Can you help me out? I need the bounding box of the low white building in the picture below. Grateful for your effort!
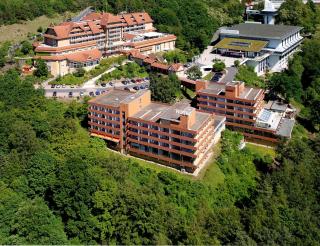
[213,22,303,75]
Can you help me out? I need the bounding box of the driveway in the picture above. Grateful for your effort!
[219,67,238,83]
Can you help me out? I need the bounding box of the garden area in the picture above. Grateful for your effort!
[99,62,148,82]
[49,55,128,85]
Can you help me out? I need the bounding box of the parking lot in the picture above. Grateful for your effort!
[45,77,150,98]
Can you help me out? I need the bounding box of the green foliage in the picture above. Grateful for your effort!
[186,65,202,80]
[89,55,126,77]
[277,0,320,34]
[149,73,180,103]
[53,74,86,85]
[163,49,187,64]
[0,42,10,67]
[235,65,265,88]
[212,61,226,72]
[100,62,147,82]
[73,67,86,77]
[20,40,33,55]
[37,26,43,33]
[33,59,48,78]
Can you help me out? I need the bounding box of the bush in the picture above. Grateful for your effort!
[34,59,48,78]
[213,62,226,72]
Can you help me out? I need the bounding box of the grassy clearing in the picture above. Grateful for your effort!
[245,142,276,158]
[0,13,76,44]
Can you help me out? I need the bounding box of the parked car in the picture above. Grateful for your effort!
[109,82,114,86]
[56,84,61,88]
[140,85,146,89]
[80,91,84,97]
[101,83,106,87]
[145,84,149,89]
[101,90,106,94]
[133,86,140,90]
[131,79,136,83]
[70,85,75,88]
[68,92,73,98]
[144,77,150,81]
[95,91,101,96]
[52,91,57,97]
[62,84,66,88]
[124,87,130,91]
[89,91,94,97]
[51,84,55,88]
[122,80,128,85]
[136,79,142,83]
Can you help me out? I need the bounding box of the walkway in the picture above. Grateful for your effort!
[82,67,116,88]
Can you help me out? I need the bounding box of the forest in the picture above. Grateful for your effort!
[0,69,319,244]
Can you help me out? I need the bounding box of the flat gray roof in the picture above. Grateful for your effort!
[227,23,303,40]
[89,89,147,107]
[131,100,211,131]
[200,82,263,101]
[276,118,295,138]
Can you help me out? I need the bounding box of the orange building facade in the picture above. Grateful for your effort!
[88,89,225,173]
[196,81,294,143]
[34,12,176,77]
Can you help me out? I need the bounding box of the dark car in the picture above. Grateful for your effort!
[109,82,114,86]
[53,91,57,97]
[131,79,136,83]
[133,86,140,90]
[51,84,55,88]
[140,85,145,89]
[101,83,106,87]
[124,87,130,91]
[89,91,94,97]
[122,80,128,85]
[68,92,73,98]
[95,91,101,96]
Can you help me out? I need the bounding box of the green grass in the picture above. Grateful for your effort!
[245,142,276,158]
[0,12,77,43]
[50,74,87,85]
[203,72,213,81]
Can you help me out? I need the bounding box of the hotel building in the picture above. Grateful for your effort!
[196,80,295,143]
[34,11,176,77]
[213,22,303,75]
[88,89,225,173]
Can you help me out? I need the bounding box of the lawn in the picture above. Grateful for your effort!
[0,12,77,43]
[50,74,87,85]
[245,142,276,158]
[100,62,148,82]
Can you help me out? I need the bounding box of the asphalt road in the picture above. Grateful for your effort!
[211,67,238,84]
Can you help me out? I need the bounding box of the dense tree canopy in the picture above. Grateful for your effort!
[0,68,319,244]
[149,73,180,103]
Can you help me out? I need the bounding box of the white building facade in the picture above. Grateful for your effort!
[215,23,303,75]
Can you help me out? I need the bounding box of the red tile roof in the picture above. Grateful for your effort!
[34,49,102,63]
[66,49,102,62]
[151,62,170,70]
[35,41,97,53]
